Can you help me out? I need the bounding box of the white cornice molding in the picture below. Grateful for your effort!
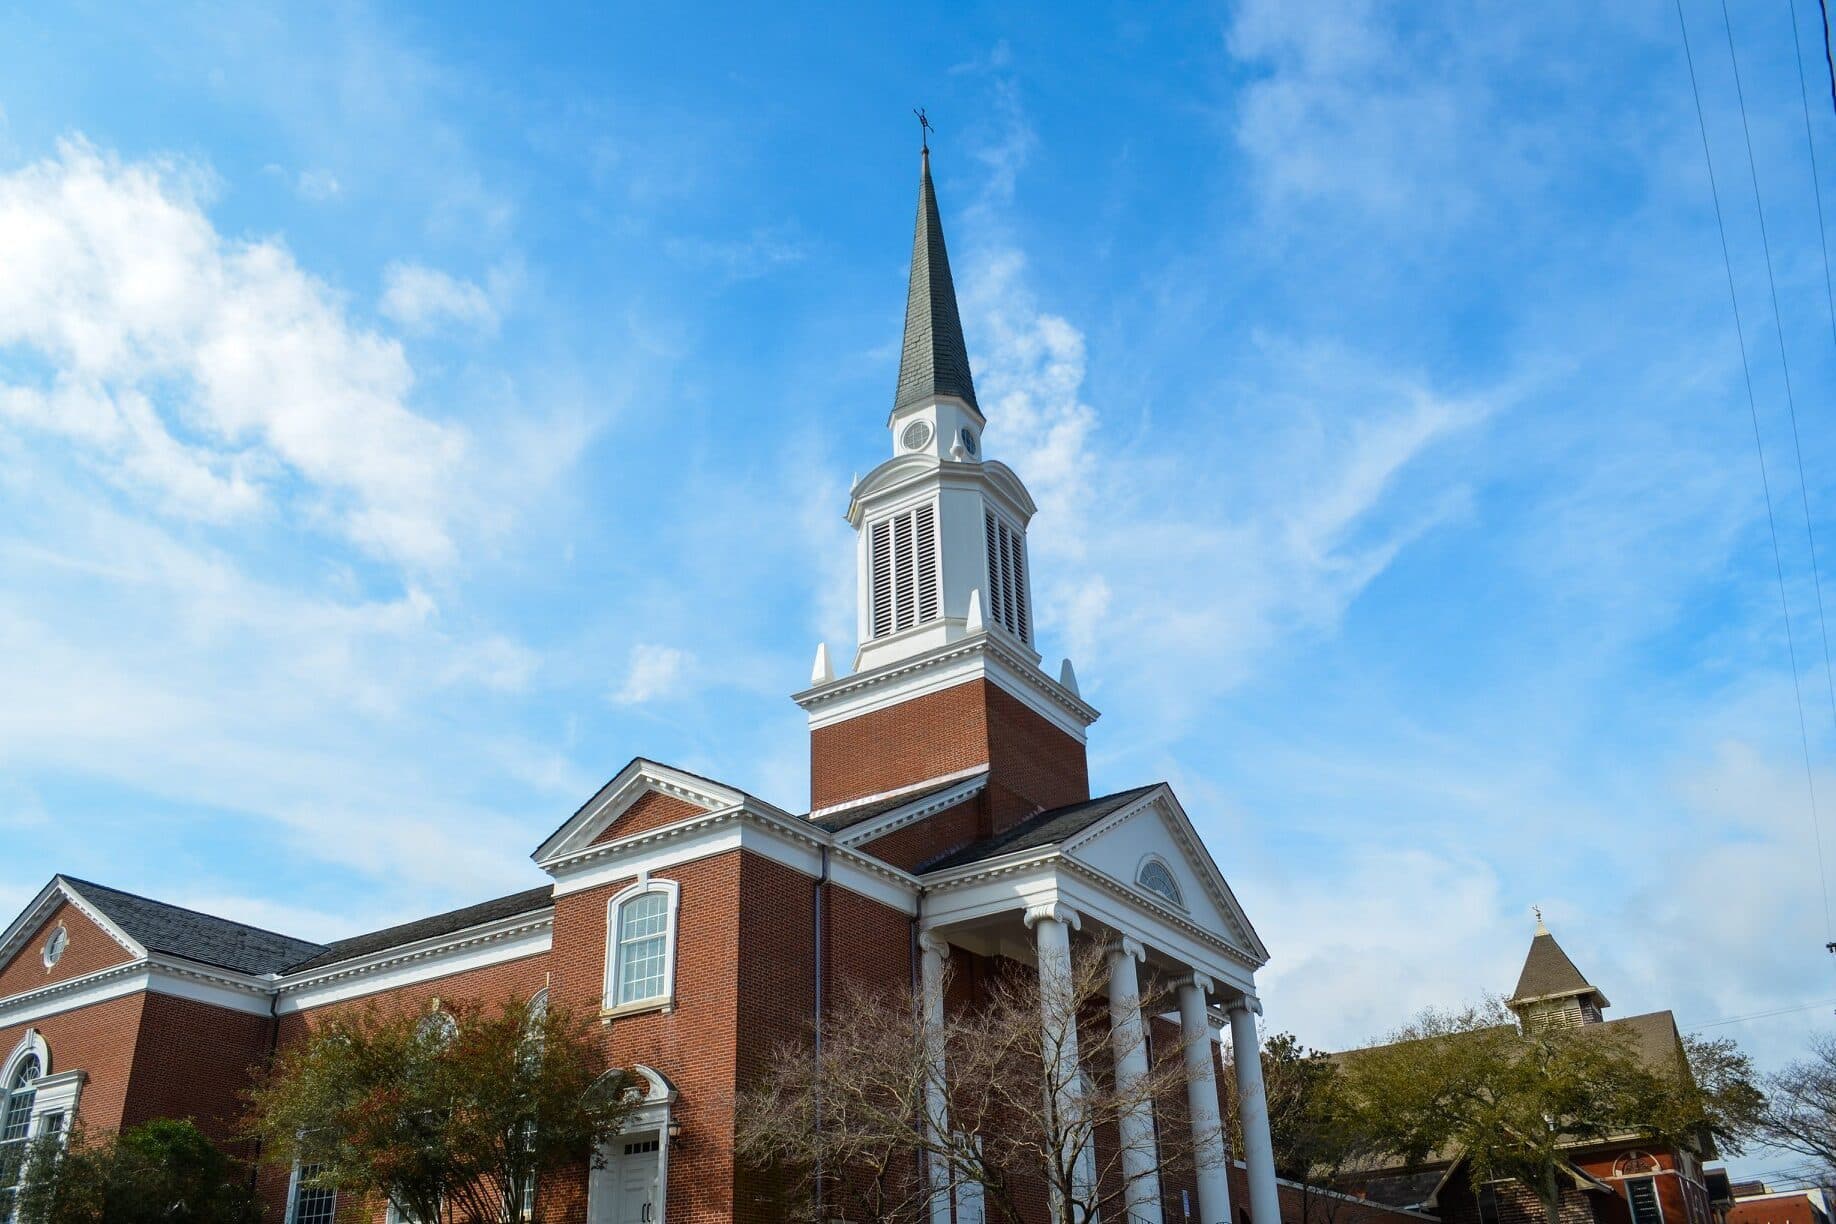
[808,764,988,820]
[848,454,1036,527]
[276,909,554,1000]
[532,759,783,865]
[793,631,1099,741]
[833,773,990,848]
[0,879,146,975]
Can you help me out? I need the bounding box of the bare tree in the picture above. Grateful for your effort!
[736,944,1221,1224]
[1756,1032,1836,1185]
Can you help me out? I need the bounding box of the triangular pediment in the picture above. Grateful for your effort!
[531,759,755,866]
[0,878,144,990]
[1063,788,1268,965]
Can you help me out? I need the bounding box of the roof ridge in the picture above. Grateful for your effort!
[59,875,323,948]
[317,884,554,948]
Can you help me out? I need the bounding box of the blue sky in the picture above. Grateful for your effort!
[1,0,1833,1172]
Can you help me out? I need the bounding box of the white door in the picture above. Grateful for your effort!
[588,1136,660,1224]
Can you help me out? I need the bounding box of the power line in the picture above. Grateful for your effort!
[1687,997,1836,1029]
[1674,0,1835,945]
[1786,0,1836,759]
[1819,0,1836,119]
[1722,0,1836,921]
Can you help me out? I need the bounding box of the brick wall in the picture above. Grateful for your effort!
[590,791,705,846]
[810,681,990,808]
[0,900,133,997]
[811,677,1090,850]
[0,991,146,1134]
[121,992,273,1152]
[858,796,985,872]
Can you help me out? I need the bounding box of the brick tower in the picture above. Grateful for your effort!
[794,145,1099,856]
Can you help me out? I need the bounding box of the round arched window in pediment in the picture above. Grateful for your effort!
[1137,857,1185,908]
[41,925,67,970]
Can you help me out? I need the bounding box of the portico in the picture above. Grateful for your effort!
[914,783,1280,1224]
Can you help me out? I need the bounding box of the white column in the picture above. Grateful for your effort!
[1024,903,1087,1217]
[919,931,953,1224]
[1107,939,1163,1224]
[1230,999,1281,1224]
[1177,974,1232,1224]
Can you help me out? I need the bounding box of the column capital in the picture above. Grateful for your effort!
[1177,971,1215,997]
[918,930,953,961]
[1022,902,1082,931]
[1226,994,1262,1017]
[1107,936,1146,963]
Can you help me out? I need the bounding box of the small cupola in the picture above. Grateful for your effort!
[1506,912,1610,1032]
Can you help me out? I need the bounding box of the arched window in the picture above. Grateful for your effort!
[0,1054,42,1213]
[1137,857,1185,908]
[606,880,678,1012]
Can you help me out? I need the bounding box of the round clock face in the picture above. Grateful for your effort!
[959,428,978,456]
[42,925,67,969]
[901,420,933,451]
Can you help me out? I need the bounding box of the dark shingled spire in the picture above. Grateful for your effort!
[1510,929,1599,1004]
[893,147,980,416]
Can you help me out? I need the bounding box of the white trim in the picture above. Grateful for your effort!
[546,802,921,916]
[277,915,552,1015]
[834,773,990,848]
[0,879,145,975]
[1135,854,1187,910]
[605,880,680,1014]
[794,634,1099,742]
[1,1031,49,1083]
[808,764,988,820]
[532,759,789,864]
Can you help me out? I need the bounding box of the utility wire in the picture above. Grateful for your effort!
[1819,0,1836,119]
[1675,0,1835,942]
[1686,996,1836,1029]
[1787,0,1836,751]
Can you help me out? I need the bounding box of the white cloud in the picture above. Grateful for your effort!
[611,643,694,706]
[379,261,499,334]
[296,168,341,201]
[0,139,467,569]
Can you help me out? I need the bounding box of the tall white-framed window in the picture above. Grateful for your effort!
[286,1162,337,1224]
[1625,1178,1665,1224]
[0,1042,44,1219]
[517,986,548,1220]
[605,879,679,1013]
[983,508,1031,643]
[868,502,941,638]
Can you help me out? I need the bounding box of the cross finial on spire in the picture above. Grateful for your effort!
[914,107,933,153]
[1533,905,1548,936]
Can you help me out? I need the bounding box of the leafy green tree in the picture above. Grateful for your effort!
[14,1117,261,1224]
[1223,1032,1375,1224]
[1341,999,1761,1224]
[246,994,637,1223]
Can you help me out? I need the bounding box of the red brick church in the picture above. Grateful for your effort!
[0,148,1349,1224]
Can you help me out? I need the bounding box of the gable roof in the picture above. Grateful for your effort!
[59,876,325,975]
[532,757,783,864]
[810,771,989,835]
[918,785,1161,872]
[1511,930,1607,1006]
[285,885,553,973]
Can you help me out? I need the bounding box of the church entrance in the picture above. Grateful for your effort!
[588,1134,661,1223]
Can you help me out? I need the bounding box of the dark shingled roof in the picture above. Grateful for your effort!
[893,148,979,416]
[919,784,1161,873]
[286,885,554,973]
[61,877,327,976]
[809,772,987,834]
[1511,930,1596,1003]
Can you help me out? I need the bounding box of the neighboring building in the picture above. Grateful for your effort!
[0,144,1404,1224]
[1723,1185,1833,1224]
[1346,919,1715,1224]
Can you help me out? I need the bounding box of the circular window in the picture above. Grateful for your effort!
[42,925,68,969]
[901,420,933,451]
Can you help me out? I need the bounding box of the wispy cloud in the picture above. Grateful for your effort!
[380,262,500,334]
[611,643,695,706]
[0,139,467,569]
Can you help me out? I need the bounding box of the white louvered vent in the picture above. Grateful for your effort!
[984,509,1031,643]
[869,504,942,639]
